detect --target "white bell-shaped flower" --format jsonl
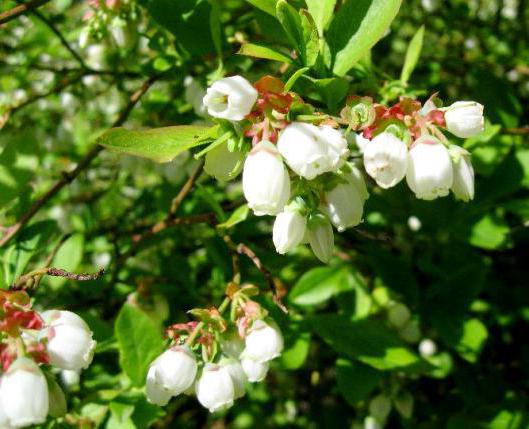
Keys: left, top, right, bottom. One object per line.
{"left": 145, "top": 346, "right": 198, "bottom": 406}
{"left": 202, "top": 76, "right": 258, "bottom": 121}
{"left": 221, "top": 358, "right": 247, "bottom": 399}
{"left": 308, "top": 215, "right": 334, "bottom": 263}
{"left": 242, "top": 141, "right": 290, "bottom": 216}
{"left": 277, "top": 123, "right": 348, "bottom": 180}
{"left": 449, "top": 146, "right": 475, "bottom": 201}
{"left": 363, "top": 132, "right": 408, "bottom": 189}
{"left": 220, "top": 329, "right": 245, "bottom": 359}
{"left": 444, "top": 101, "right": 484, "bottom": 138}
{"left": 241, "top": 357, "right": 269, "bottom": 382}
{"left": 0, "top": 357, "right": 49, "bottom": 427}
{"left": 41, "top": 310, "right": 96, "bottom": 371}
{"left": 273, "top": 207, "right": 307, "bottom": 254}
{"left": 418, "top": 339, "right": 438, "bottom": 358}
{"left": 347, "top": 162, "right": 370, "bottom": 202}
{"left": 406, "top": 136, "right": 453, "bottom": 200}
{"left": 243, "top": 319, "right": 284, "bottom": 363}
{"left": 322, "top": 176, "right": 365, "bottom": 232}
{"left": 196, "top": 363, "right": 235, "bottom": 413}
{"left": 204, "top": 141, "right": 244, "bottom": 182}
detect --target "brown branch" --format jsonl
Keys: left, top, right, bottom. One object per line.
{"left": 502, "top": 127, "right": 529, "bottom": 136}
{"left": 10, "top": 267, "right": 105, "bottom": 291}
{"left": 17, "top": 1, "right": 87, "bottom": 68}
{"left": 115, "top": 163, "right": 208, "bottom": 266}
{"left": 223, "top": 236, "right": 288, "bottom": 314}
{"left": 0, "top": 75, "right": 159, "bottom": 248}
{"left": 0, "top": 0, "right": 50, "bottom": 25}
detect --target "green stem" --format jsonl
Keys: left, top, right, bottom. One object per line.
{"left": 185, "top": 296, "right": 231, "bottom": 347}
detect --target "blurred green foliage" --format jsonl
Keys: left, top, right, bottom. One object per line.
{"left": 0, "top": 0, "right": 528, "bottom": 427}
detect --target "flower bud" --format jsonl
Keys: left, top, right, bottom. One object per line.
{"left": 406, "top": 137, "right": 453, "bottom": 200}
{"left": 242, "top": 141, "right": 290, "bottom": 216}
{"left": 273, "top": 207, "right": 307, "bottom": 254}
{"left": 60, "top": 369, "right": 80, "bottom": 390}
{"left": 308, "top": 215, "right": 334, "bottom": 263}
{"left": 364, "top": 416, "right": 382, "bottom": 429}
{"left": 196, "top": 363, "right": 235, "bottom": 413}
{"left": 387, "top": 303, "right": 411, "bottom": 329}
{"left": 0, "top": 357, "right": 49, "bottom": 427}
{"left": 444, "top": 101, "right": 484, "bottom": 138}
{"left": 322, "top": 177, "right": 365, "bottom": 232}
{"left": 241, "top": 357, "right": 269, "bottom": 382}
{"left": 418, "top": 339, "right": 438, "bottom": 357}
{"left": 184, "top": 76, "right": 207, "bottom": 117}
{"left": 363, "top": 132, "right": 408, "bottom": 189}
{"left": 222, "top": 358, "right": 247, "bottom": 399}
{"left": 41, "top": 310, "right": 96, "bottom": 371}
{"left": 220, "top": 329, "right": 245, "bottom": 359}
{"left": 407, "top": 216, "right": 422, "bottom": 232}
{"left": 243, "top": 319, "right": 284, "bottom": 363}
{"left": 204, "top": 141, "right": 245, "bottom": 182}
{"left": 202, "top": 76, "right": 258, "bottom": 121}
{"left": 145, "top": 346, "right": 198, "bottom": 406}
{"left": 449, "top": 146, "right": 475, "bottom": 202}
{"left": 369, "top": 394, "right": 392, "bottom": 423}
{"left": 277, "top": 123, "right": 348, "bottom": 180}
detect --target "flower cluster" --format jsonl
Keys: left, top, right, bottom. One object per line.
{"left": 0, "top": 290, "right": 96, "bottom": 428}
{"left": 146, "top": 285, "right": 284, "bottom": 413}
{"left": 200, "top": 75, "right": 484, "bottom": 263}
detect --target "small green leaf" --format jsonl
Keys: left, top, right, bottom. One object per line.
{"left": 284, "top": 67, "right": 310, "bottom": 91}
{"left": 336, "top": 359, "right": 383, "bottom": 404}
{"left": 281, "top": 331, "right": 311, "bottom": 370}
{"left": 115, "top": 304, "right": 165, "bottom": 386}
{"left": 300, "top": 10, "right": 320, "bottom": 67}
{"left": 306, "top": 0, "right": 337, "bottom": 37}
{"left": 98, "top": 125, "right": 218, "bottom": 163}
{"left": 310, "top": 315, "right": 428, "bottom": 371}
{"left": 289, "top": 266, "right": 353, "bottom": 306}
{"left": 469, "top": 213, "right": 510, "bottom": 250}
{"left": 216, "top": 205, "right": 250, "bottom": 229}
{"left": 276, "top": 0, "right": 304, "bottom": 55}
{"left": 400, "top": 25, "right": 425, "bottom": 84}
{"left": 238, "top": 43, "right": 293, "bottom": 63}
{"left": 328, "top": 0, "right": 403, "bottom": 76}
{"left": 245, "top": 0, "right": 277, "bottom": 15}
{"left": 455, "top": 318, "right": 488, "bottom": 363}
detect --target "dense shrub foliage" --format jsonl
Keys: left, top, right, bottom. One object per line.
{"left": 0, "top": 0, "right": 528, "bottom": 427}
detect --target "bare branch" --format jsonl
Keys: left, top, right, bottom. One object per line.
{"left": 0, "top": 0, "right": 50, "bottom": 25}
{"left": 0, "top": 75, "right": 159, "bottom": 247}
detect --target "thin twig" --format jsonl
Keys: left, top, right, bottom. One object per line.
{"left": 33, "top": 233, "right": 73, "bottom": 288}
{"left": 0, "top": 0, "right": 50, "bottom": 25}
{"left": 0, "top": 75, "right": 159, "bottom": 248}
{"left": 223, "top": 236, "right": 288, "bottom": 314}
{"left": 502, "top": 127, "right": 529, "bottom": 136}
{"left": 115, "top": 163, "right": 208, "bottom": 266}
{"left": 10, "top": 267, "right": 105, "bottom": 291}
{"left": 20, "top": 2, "right": 87, "bottom": 68}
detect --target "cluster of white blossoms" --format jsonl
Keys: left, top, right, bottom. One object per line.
{"left": 200, "top": 75, "right": 484, "bottom": 263}
{"left": 0, "top": 291, "right": 96, "bottom": 428}
{"left": 146, "top": 317, "right": 283, "bottom": 413}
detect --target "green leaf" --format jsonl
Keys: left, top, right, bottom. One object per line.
{"left": 400, "top": 25, "right": 425, "bottom": 84}
{"left": 306, "top": 76, "right": 349, "bottom": 111}
{"left": 48, "top": 234, "right": 84, "bottom": 290}
{"left": 276, "top": 1, "right": 305, "bottom": 56}
{"left": 3, "top": 221, "right": 56, "bottom": 287}
{"left": 115, "top": 304, "right": 165, "bottom": 386}
{"left": 245, "top": 0, "right": 277, "bottom": 15}
{"left": 216, "top": 205, "right": 250, "bottom": 229}
{"left": 306, "top": 0, "right": 337, "bottom": 37}
{"left": 97, "top": 126, "right": 217, "bottom": 163}
{"left": 281, "top": 331, "right": 311, "bottom": 370}
{"left": 299, "top": 10, "right": 320, "bottom": 67}
{"left": 455, "top": 318, "right": 488, "bottom": 363}
{"left": 284, "top": 67, "right": 310, "bottom": 91}
{"left": 469, "top": 213, "right": 510, "bottom": 250}
{"left": 289, "top": 266, "right": 354, "bottom": 306}
{"left": 336, "top": 359, "right": 383, "bottom": 404}
{"left": 328, "top": 0, "right": 403, "bottom": 76}
{"left": 310, "top": 315, "right": 428, "bottom": 371}
{"left": 107, "top": 402, "right": 135, "bottom": 429}
{"left": 238, "top": 43, "right": 293, "bottom": 63}
{"left": 145, "top": 0, "right": 218, "bottom": 57}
